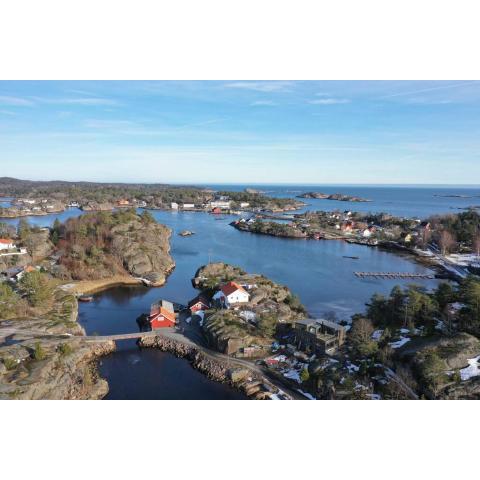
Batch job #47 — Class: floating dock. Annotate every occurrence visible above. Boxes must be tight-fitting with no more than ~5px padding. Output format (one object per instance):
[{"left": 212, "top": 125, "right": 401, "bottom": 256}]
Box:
[{"left": 354, "top": 272, "right": 435, "bottom": 279}]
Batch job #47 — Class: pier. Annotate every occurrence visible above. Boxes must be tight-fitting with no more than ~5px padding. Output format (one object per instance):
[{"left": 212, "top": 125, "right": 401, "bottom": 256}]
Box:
[{"left": 354, "top": 272, "right": 435, "bottom": 280}]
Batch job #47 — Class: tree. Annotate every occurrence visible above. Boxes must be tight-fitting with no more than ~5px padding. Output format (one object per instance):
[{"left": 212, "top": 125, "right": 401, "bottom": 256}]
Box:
[
  {"left": 140, "top": 210, "right": 155, "bottom": 224},
  {"left": 438, "top": 230, "right": 456, "bottom": 255},
  {"left": 0, "top": 283, "right": 19, "bottom": 319},
  {"left": 300, "top": 368, "right": 310, "bottom": 383},
  {"left": 418, "top": 351, "right": 446, "bottom": 398},
  {"left": 435, "top": 282, "right": 455, "bottom": 311},
  {"left": 18, "top": 271, "right": 54, "bottom": 307},
  {"left": 17, "top": 218, "right": 31, "bottom": 241},
  {"left": 349, "top": 317, "right": 378, "bottom": 357},
  {"left": 473, "top": 231, "right": 480, "bottom": 258}
]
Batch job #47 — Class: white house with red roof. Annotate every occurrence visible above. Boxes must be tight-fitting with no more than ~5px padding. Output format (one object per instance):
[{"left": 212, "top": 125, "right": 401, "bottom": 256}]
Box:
[
  {"left": 213, "top": 281, "right": 250, "bottom": 307},
  {"left": 0, "top": 239, "right": 16, "bottom": 251}
]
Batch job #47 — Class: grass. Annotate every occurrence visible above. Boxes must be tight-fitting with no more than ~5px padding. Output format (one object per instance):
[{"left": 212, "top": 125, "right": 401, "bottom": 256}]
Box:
[{"left": 2, "top": 357, "right": 18, "bottom": 370}]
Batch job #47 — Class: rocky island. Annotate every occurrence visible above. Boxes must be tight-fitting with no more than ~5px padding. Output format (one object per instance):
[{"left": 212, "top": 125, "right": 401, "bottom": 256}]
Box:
[{"left": 298, "top": 192, "right": 371, "bottom": 202}]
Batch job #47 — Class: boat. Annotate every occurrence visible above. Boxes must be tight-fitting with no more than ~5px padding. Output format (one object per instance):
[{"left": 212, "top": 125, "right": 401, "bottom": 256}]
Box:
[
  {"left": 78, "top": 295, "right": 94, "bottom": 302},
  {"left": 343, "top": 255, "right": 360, "bottom": 260}
]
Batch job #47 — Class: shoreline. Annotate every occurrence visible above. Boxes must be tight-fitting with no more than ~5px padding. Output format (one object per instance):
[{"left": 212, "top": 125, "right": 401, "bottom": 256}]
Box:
[
  {"left": 138, "top": 334, "right": 295, "bottom": 400},
  {"left": 231, "top": 222, "right": 462, "bottom": 281}
]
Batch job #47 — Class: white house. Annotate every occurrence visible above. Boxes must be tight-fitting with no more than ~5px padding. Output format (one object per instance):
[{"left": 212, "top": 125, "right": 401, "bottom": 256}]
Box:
[
  {"left": 182, "top": 203, "right": 195, "bottom": 209},
  {"left": 171, "top": 202, "right": 179, "bottom": 210},
  {"left": 213, "top": 282, "right": 250, "bottom": 307},
  {"left": 240, "top": 202, "right": 250, "bottom": 208},
  {"left": 210, "top": 200, "right": 231, "bottom": 209},
  {"left": 0, "top": 239, "right": 16, "bottom": 251},
  {"left": 362, "top": 228, "right": 373, "bottom": 238}
]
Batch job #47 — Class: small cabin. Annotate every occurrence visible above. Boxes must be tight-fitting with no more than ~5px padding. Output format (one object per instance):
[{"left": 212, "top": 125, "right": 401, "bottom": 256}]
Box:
[
  {"left": 149, "top": 300, "right": 176, "bottom": 329},
  {"left": 188, "top": 294, "right": 210, "bottom": 313}
]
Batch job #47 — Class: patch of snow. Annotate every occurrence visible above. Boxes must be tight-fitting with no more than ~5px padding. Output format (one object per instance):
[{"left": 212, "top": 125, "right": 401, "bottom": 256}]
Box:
[
  {"left": 372, "top": 330, "right": 384, "bottom": 341},
  {"left": 346, "top": 362, "right": 360, "bottom": 373},
  {"left": 297, "top": 389, "right": 316, "bottom": 400},
  {"left": 283, "top": 369, "right": 301, "bottom": 383},
  {"left": 185, "top": 316, "right": 191, "bottom": 324},
  {"left": 389, "top": 337, "right": 411, "bottom": 349},
  {"left": 460, "top": 355, "right": 480, "bottom": 381},
  {"left": 399, "top": 328, "right": 410, "bottom": 334}
]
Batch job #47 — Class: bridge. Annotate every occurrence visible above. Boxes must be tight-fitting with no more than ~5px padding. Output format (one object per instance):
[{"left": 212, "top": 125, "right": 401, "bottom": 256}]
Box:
[
  {"left": 83, "top": 330, "right": 163, "bottom": 342},
  {"left": 354, "top": 272, "right": 435, "bottom": 280}
]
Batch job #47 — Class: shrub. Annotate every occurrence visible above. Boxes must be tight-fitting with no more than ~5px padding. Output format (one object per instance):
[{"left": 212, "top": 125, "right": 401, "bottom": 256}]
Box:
[
  {"left": 58, "top": 343, "right": 73, "bottom": 356},
  {"left": 33, "top": 342, "right": 46, "bottom": 361}
]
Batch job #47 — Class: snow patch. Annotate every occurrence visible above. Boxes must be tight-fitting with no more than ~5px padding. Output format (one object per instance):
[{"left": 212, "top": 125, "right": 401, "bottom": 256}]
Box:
[
  {"left": 460, "top": 355, "right": 480, "bottom": 381},
  {"left": 389, "top": 337, "right": 411, "bottom": 349}
]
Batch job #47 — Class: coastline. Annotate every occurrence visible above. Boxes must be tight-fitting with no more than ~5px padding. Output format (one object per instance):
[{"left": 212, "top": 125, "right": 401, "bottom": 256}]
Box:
[{"left": 138, "top": 334, "right": 296, "bottom": 400}]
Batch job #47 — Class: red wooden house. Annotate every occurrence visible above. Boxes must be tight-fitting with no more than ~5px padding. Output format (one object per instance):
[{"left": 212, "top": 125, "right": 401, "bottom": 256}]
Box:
[
  {"left": 188, "top": 294, "right": 210, "bottom": 313},
  {"left": 211, "top": 207, "right": 222, "bottom": 214},
  {"left": 149, "top": 302, "right": 176, "bottom": 329}
]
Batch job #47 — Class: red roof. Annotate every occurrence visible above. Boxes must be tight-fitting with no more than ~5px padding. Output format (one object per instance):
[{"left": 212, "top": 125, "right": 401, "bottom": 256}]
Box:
[
  {"left": 0, "top": 239, "right": 14, "bottom": 244},
  {"left": 158, "top": 307, "right": 175, "bottom": 323},
  {"left": 221, "top": 281, "right": 247, "bottom": 297}
]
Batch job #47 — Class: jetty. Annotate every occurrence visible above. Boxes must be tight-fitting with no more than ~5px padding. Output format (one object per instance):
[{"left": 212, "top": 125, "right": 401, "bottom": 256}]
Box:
[{"left": 354, "top": 272, "right": 435, "bottom": 280}]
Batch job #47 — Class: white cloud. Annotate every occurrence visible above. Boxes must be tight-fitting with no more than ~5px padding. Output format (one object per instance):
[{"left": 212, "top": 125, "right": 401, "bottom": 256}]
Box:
[
  {"left": 31, "top": 96, "right": 120, "bottom": 106},
  {"left": 225, "top": 81, "right": 294, "bottom": 92},
  {"left": 250, "top": 100, "right": 277, "bottom": 106},
  {"left": 84, "top": 119, "right": 136, "bottom": 129},
  {"left": 379, "top": 81, "right": 478, "bottom": 99},
  {"left": 0, "top": 95, "right": 34, "bottom": 106},
  {"left": 309, "top": 98, "right": 350, "bottom": 105}
]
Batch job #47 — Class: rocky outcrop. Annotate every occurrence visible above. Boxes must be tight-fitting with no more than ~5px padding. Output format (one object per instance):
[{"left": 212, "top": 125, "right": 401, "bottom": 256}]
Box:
[
  {"left": 0, "top": 337, "right": 115, "bottom": 400},
  {"left": 192, "top": 262, "right": 306, "bottom": 356},
  {"left": 297, "top": 192, "right": 371, "bottom": 202},
  {"left": 110, "top": 218, "right": 175, "bottom": 285}
]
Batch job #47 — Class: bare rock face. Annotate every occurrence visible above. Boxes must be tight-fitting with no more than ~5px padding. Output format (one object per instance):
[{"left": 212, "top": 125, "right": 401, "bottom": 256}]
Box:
[
  {"left": 25, "top": 229, "right": 54, "bottom": 261},
  {"left": 110, "top": 219, "right": 175, "bottom": 281},
  {"left": 0, "top": 337, "right": 115, "bottom": 400}
]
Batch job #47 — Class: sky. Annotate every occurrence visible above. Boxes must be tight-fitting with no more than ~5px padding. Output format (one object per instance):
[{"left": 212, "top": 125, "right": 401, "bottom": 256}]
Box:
[{"left": 0, "top": 80, "right": 479, "bottom": 185}]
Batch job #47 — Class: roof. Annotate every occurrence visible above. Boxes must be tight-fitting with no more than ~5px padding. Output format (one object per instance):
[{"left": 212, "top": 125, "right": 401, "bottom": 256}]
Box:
[
  {"left": 151, "top": 307, "right": 175, "bottom": 323},
  {"left": 188, "top": 293, "right": 210, "bottom": 308},
  {"left": 161, "top": 300, "right": 174, "bottom": 313},
  {"left": 295, "top": 318, "right": 345, "bottom": 332},
  {"left": 221, "top": 281, "right": 248, "bottom": 297},
  {"left": 0, "top": 239, "right": 14, "bottom": 244}
]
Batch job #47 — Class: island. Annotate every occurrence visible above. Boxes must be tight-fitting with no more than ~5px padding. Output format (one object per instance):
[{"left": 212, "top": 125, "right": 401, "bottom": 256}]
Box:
[{"left": 297, "top": 192, "right": 371, "bottom": 202}]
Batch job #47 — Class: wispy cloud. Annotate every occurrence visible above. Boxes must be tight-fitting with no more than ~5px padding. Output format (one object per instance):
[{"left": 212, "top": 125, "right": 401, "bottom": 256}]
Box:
[
  {"left": 225, "top": 81, "right": 294, "bottom": 92},
  {"left": 309, "top": 98, "right": 350, "bottom": 105},
  {"left": 0, "top": 95, "right": 34, "bottom": 106},
  {"left": 0, "top": 110, "right": 17, "bottom": 116},
  {"left": 379, "top": 81, "right": 479, "bottom": 99},
  {"left": 84, "top": 119, "right": 136, "bottom": 129},
  {"left": 250, "top": 100, "right": 277, "bottom": 107},
  {"left": 36, "top": 97, "right": 120, "bottom": 106}
]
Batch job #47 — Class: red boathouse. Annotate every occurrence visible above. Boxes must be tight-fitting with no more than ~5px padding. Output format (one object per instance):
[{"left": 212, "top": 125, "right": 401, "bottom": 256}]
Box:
[{"left": 149, "top": 302, "right": 176, "bottom": 329}]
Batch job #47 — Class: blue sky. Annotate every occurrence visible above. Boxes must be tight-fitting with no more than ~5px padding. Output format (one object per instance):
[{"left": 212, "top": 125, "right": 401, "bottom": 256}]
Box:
[{"left": 0, "top": 80, "right": 479, "bottom": 185}]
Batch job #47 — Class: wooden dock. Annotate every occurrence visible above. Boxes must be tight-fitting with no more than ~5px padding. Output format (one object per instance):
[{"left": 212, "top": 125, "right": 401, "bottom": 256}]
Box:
[{"left": 354, "top": 272, "right": 434, "bottom": 280}]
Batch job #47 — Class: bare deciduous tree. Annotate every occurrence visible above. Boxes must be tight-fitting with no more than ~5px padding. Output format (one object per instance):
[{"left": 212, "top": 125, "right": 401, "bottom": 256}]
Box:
[
  {"left": 438, "top": 230, "right": 456, "bottom": 256},
  {"left": 473, "top": 232, "right": 480, "bottom": 258}
]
